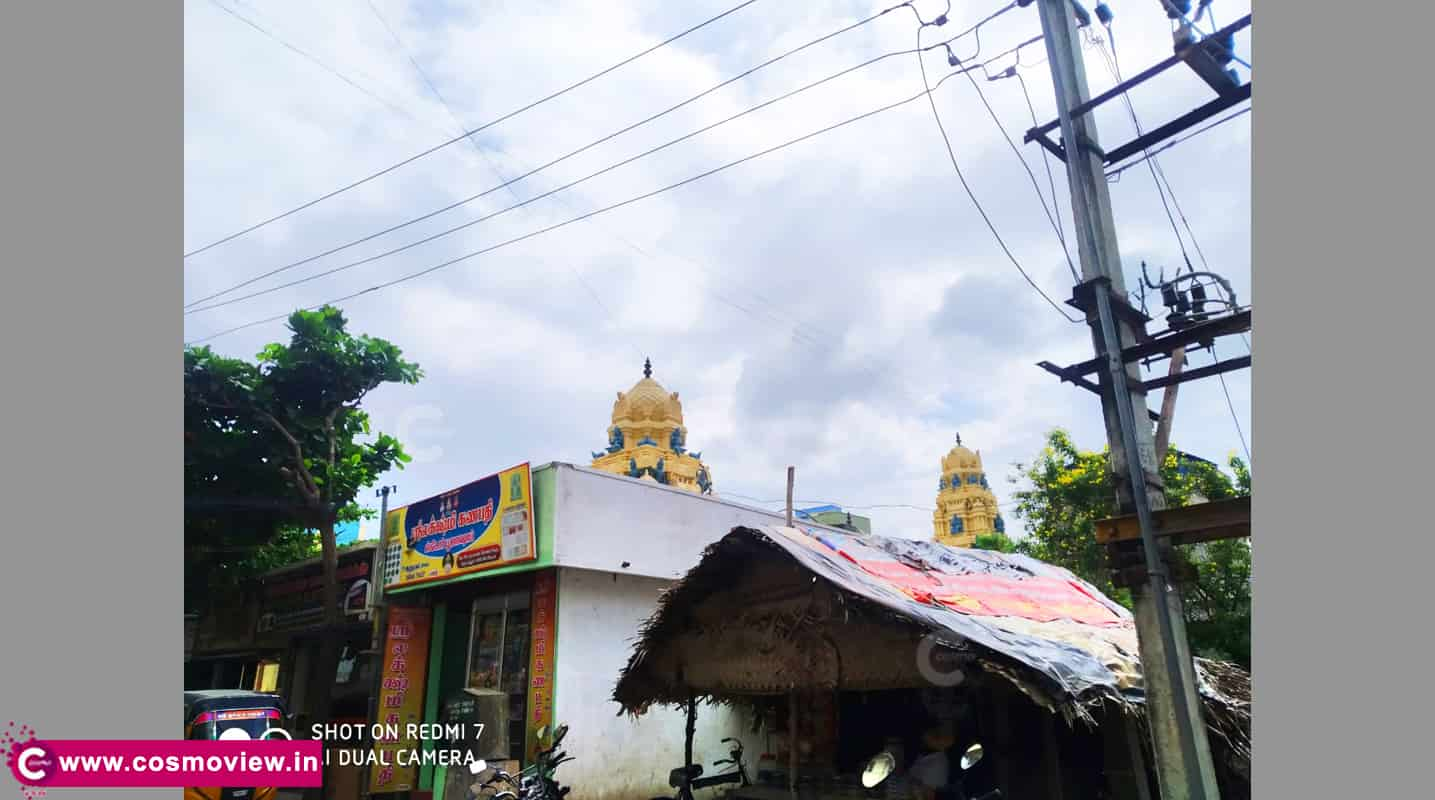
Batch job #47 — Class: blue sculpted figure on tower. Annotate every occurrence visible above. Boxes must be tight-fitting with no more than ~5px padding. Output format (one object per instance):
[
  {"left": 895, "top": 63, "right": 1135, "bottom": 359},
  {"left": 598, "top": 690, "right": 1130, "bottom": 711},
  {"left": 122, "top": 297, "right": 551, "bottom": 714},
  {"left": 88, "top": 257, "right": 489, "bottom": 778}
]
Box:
[
  {"left": 670, "top": 428, "right": 686, "bottom": 455},
  {"left": 950, "top": 516, "right": 964, "bottom": 534},
  {"left": 607, "top": 426, "right": 625, "bottom": 453},
  {"left": 994, "top": 515, "right": 1005, "bottom": 534},
  {"left": 980, "top": 474, "right": 990, "bottom": 489},
  {"left": 637, "top": 435, "right": 658, "bottom": 447},
  {"left": 939, "top": 475, "right": 948, "bottom": 491},
  {"left": 627, "top": 457, "right": 640, "bottom": 478},
  {"left": 654, "top": 457, "right": 668, "bottom": 485}
]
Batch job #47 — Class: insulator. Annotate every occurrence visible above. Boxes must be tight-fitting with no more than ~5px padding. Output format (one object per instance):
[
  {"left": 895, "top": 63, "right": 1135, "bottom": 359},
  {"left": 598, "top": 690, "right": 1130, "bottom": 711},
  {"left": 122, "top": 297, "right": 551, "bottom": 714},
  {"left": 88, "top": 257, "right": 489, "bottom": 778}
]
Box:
[
  {"left": 1072, "top": 1, "right": 1092, "bottom": 27},
  {"left": 1095, "top": 3, "right": 1114, "bottom": 25},
  {"left": 1174, "top": 291, "right": 1191, "bottom": 314},
  {"left": 1165, "top": 0, "right": 1193, "bottom": 19},
  {"left": 1190, "top": 283, "right": 1208, "bottom": 313},
  {"left": 1161, "top": 285, "right": 1180, "bottom": 308}
]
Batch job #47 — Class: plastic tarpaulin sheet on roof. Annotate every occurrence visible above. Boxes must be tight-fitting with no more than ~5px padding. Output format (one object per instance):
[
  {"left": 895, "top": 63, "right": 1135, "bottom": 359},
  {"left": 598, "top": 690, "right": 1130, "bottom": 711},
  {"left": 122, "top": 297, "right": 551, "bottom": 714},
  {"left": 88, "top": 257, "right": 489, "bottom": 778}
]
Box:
[{"left": 754, "top": 524, "right": 1149, "bottom": 703}]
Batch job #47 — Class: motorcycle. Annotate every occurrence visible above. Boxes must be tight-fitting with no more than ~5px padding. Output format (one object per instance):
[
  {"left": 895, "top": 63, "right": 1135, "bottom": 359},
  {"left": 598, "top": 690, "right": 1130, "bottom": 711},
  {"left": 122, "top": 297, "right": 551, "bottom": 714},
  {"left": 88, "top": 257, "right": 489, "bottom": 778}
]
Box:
[
  {"left": 471, "top": 723, "right": 574, "bottom": 800},
  {"left": 861, "top": 742, "right": 1000, "bottom": 800},
  {"left": 652, "top": 737, "right": 750, "bottom": 800}
]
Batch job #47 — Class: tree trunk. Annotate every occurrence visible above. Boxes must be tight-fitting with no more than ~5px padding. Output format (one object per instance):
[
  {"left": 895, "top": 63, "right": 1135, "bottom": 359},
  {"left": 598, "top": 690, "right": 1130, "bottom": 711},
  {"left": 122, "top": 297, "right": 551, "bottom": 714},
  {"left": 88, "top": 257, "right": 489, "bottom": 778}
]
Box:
[{"left": 303, "top": 518, "right": 343, "bottom": 800}]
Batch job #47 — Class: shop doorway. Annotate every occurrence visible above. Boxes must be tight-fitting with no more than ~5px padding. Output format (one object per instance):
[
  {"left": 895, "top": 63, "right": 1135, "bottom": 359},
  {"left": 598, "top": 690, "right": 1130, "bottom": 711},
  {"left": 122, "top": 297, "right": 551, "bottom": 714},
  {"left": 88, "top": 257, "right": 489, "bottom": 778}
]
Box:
[{"left": 465, "top": 589, "right": 532, "bottom": 762}]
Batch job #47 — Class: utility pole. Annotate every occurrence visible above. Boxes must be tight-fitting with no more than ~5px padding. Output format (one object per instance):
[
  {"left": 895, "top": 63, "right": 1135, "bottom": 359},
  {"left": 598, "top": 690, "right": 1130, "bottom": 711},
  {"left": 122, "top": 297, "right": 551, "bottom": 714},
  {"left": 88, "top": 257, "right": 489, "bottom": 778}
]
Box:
[
  {"left": 1031, "top": 2, "right": 1218, "bottom": 798},
  {"left": 362, "top": 484, "right": 396, "bottom": 798}
]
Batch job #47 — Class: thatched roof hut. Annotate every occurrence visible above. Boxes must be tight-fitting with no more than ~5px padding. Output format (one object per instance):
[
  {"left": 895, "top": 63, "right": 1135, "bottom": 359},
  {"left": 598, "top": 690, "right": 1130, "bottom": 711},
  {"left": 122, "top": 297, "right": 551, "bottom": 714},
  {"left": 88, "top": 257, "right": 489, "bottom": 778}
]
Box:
[{"left": 613, "top": 526, "right": 1249, "bottom": 793}]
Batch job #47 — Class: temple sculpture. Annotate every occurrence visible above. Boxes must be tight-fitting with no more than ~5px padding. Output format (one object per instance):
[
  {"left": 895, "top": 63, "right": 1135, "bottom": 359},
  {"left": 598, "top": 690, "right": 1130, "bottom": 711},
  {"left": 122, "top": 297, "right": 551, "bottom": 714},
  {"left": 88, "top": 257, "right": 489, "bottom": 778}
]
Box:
[
  {"left": 932, "top": 433, "right": 1005, "bottom": 547},
  {"left": 591, "top": 359, "right": 714, "bottom": 495}
]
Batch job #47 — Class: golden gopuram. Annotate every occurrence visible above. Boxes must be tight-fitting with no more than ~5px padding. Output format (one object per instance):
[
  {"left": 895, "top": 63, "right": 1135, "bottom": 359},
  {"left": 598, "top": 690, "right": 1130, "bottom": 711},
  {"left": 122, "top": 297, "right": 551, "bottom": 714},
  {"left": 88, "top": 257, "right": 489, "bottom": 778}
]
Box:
[
  {"left": 591, "top": 359, "right": 713, "bottom": 495},
  {"left": 932, "top": 434, "right": 1006, "bottom": 547}
]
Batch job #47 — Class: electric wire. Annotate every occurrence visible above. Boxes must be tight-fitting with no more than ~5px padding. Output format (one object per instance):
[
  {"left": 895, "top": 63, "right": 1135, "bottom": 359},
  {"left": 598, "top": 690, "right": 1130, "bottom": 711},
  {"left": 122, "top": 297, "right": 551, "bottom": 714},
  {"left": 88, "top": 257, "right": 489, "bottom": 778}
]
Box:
[
  {"left": 1212, "top": 342, "right": 1252, "bottom": 466},
  {"left": 185, "top": 65, "right": 981, "bottom": 345},
  {"left": 947, "top": 49, "right": 1079, "bottom": 280},
  {"left": 915, "top": 23, "right": 1080, "bottom": 324},
  {"left": 222, "top": 1, "right": 832, "bottom": 350},
  {"left": 1102, "top": 106, "right": 1249, "bottom": 180},
  {"left": 185, "top": 36, "right": 960, "bottom": 316},
  {"left": 185, "top": 0, "right": 923, "bottom": 310},
  {"left": 183, "top": 0, "right": 767, "bottom": 260},
  {"left": 1093, "top": 28, "right": 1194, "bottom": 273},
  {"left": 363, "top": 0, "right": 643, "bottom": 358},
  {"left": 205, "top": 0, "right": 437, "bottom": 131},
  {"left": 1015, "top": 71, "right": 1067, "bottom": 266}
]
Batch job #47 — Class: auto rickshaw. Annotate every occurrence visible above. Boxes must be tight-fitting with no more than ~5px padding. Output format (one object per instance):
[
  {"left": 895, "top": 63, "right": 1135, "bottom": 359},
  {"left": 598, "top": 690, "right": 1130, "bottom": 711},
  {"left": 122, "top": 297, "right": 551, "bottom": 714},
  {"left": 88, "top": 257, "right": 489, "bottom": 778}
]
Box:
[{"left": 183, "top": 690, "right": 290, "bottom": 800}]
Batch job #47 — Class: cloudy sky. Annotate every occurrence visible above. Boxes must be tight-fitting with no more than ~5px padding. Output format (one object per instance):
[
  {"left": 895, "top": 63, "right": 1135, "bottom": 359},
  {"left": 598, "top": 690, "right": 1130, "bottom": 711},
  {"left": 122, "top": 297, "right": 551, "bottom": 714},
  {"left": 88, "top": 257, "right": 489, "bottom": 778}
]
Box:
[{"left": 183, "top": 0, "right": 1251, "bottom": 538}]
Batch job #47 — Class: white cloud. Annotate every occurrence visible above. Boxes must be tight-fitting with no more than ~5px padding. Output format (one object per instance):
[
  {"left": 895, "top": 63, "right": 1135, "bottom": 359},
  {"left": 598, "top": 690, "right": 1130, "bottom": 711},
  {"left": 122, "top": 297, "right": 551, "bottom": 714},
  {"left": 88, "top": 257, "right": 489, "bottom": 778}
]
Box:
[{"left": 185, "top": 0, "right": 1252, "bottom": 532}]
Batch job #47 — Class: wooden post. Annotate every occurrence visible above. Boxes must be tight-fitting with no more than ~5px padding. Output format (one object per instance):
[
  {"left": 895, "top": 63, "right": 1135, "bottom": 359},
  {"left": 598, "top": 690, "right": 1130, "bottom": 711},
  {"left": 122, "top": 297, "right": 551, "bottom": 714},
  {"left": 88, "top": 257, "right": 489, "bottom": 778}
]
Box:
[
  {"left": 685, "top": 695, "right": 696, "bottom": 793},
  {"left": 1153, "top": 348, "right": 1187, "bottom": 463},
  {"left": 786, "top": 467, "right": 795, "bottom": 527}
]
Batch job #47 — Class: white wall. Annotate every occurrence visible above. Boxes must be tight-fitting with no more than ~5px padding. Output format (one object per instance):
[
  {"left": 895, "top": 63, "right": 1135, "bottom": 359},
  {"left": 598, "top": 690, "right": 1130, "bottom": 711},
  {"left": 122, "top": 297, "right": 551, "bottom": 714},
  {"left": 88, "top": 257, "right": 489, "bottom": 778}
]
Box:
[
  {"left": 553, "top": 567, "right": 765, "bottom": 800},
  {"left": 551, "top": 463, "right": 822, "bottom": 580}
]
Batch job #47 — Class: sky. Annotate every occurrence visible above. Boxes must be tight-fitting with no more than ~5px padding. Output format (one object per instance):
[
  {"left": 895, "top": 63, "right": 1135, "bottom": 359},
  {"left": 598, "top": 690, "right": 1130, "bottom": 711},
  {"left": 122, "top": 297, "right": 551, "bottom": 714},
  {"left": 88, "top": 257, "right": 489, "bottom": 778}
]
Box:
[{"left": 183, "top": 0, "right": 1252, "bottom": 539}]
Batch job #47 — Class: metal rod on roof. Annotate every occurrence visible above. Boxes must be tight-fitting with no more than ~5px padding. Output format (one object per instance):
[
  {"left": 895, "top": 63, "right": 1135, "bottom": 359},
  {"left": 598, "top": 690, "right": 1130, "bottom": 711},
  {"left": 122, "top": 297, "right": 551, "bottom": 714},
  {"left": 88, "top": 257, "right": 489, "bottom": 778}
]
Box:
[{"left": 786, "top": 467, "right": 795, "bottom": 527}]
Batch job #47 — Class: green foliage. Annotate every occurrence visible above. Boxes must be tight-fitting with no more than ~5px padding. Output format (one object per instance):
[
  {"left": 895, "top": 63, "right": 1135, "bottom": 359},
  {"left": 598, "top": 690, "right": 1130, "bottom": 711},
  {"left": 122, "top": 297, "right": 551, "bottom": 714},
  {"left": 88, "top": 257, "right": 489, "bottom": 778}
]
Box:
[
  {"left": 971, "top": 532, "right": 1019, "bottom": 553},
  {"left": 184, "top": 306, "right": 421, "bottom": 613},
  {"left": 1010, "top": 430, "right": 1252, "bottom": 667}
]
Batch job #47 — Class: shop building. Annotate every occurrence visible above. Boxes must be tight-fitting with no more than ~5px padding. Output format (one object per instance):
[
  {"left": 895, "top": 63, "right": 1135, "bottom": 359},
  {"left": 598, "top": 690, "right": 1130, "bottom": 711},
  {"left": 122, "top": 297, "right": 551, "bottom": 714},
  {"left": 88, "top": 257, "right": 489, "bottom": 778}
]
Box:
[{"left": 373, "top": 461, "right": 864, "bottom": 800}]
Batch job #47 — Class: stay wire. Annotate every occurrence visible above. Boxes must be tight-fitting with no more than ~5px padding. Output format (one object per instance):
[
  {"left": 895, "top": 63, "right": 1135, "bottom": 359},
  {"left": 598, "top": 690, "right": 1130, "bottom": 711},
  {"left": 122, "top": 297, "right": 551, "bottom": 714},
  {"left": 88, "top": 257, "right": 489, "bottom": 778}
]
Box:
[
  {"left": 184, "top": 1, "right": 919, "bottom": 310},
  {"left": 183, "top": 0, "right": 767, "bottom": 260},
  {"left": 185, "top": 66, "right": 981, "bottom": 345},
  {"left": 915, "top": 25, "right": 1079, "bottom": 324},
  {"left": 185, "top": 28, "right": 988, "bottom": 316}
]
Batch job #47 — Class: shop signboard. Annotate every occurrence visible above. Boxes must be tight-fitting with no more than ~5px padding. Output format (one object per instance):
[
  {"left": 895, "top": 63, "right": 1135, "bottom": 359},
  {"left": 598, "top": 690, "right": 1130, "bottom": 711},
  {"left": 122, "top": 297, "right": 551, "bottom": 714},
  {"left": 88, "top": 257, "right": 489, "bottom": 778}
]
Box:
[
  {"left": 384, "top": 463, "right": 536, "bottom": 590},
  {"left": 256, "top": 550, "right": 373, "bottom": 634},
  {"left": 370, "top": 606, "right": 432, "bottom": 793},
  {"left": 524, "top": 571, "right": 558, "bottom": 762}
]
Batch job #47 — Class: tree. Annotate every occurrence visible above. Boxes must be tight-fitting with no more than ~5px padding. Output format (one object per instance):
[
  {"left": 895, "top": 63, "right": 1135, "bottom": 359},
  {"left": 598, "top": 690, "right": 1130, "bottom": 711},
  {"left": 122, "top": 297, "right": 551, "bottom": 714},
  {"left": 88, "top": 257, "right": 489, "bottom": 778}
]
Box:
[
  {"left": 972, "top": 532, "right": 1019, "bottom": 553},
  {"left": 184, "top": 306, "right": 421, "bottom": 729},
  {"left": 1010, "top": 429, "right": 1252, "bottom": 667}
]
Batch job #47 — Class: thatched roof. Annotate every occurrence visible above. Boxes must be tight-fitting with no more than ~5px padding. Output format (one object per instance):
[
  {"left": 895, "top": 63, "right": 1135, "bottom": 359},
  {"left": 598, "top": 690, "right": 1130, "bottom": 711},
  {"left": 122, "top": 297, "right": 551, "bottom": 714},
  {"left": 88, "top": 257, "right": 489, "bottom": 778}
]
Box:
[{"left": 612, "top": 526, "right": 1249, "bottom": 773}]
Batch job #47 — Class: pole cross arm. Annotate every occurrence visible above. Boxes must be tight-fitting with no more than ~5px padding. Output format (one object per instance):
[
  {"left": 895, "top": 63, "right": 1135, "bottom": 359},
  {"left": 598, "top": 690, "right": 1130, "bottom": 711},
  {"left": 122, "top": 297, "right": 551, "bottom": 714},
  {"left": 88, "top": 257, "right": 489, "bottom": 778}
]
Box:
[
  {"left": 1023, "top": 14, "right": 1252, "bottom": 165},
  {"left": 1096, "top": 496, "right": 1251, "bottom": 547}
]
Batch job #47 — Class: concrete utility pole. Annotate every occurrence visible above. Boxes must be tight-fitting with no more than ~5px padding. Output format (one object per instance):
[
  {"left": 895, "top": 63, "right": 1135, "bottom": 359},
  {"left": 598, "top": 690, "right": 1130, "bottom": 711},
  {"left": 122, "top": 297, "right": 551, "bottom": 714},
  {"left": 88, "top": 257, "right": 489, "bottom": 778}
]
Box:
[{"left": 1031, "top": 2, "right": 1218, "bottom": 798}]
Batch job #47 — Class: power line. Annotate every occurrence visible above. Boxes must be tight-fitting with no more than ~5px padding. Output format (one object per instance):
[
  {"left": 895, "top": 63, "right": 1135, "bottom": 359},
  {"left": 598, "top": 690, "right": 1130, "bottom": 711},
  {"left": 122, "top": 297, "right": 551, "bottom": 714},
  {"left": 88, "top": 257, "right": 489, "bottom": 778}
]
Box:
[
  {"left": 362, "top": 0, "right": 642, "bottom": 359},
  {"left": 184, "top": 0, "right": 921, "bottom": 310},
  {"left": 1093, "top": 28, "right": 1194, "bottom": 273},
  {"left": 1212, "top": 343, "right": 1251, "bottom": 466},
  {"left": 185, "top": 66, "right": 980, "bottom": 345},
  {"left": 1015, "top": 71, "right": 1067, "bottom": 264},
  {"left": 183, "top": 0, "right": 767, "bottom": 260},
  {"left": 947, "top": 53, "right": 1079, "bottom": 280},
  {"left": 185, "top": 34, "right": 970, "bottom": 316},
  {"left": 204, "top": 0, "right": 437, "bottom": 130},
  {"left": 915, "top": 23, "right": 1080, "bottom": 324},
  {"left": 1103, "top": 107, "right": 1249, "bottom": 180}
]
